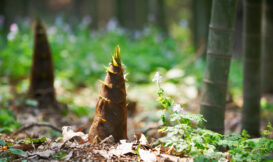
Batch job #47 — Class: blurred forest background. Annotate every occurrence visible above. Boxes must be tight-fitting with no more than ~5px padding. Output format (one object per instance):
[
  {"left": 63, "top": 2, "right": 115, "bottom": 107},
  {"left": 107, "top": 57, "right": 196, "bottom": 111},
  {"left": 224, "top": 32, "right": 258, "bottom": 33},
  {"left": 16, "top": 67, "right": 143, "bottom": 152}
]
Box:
[{"left": 0, "top": 0, "right": 245, "bottom": 87}]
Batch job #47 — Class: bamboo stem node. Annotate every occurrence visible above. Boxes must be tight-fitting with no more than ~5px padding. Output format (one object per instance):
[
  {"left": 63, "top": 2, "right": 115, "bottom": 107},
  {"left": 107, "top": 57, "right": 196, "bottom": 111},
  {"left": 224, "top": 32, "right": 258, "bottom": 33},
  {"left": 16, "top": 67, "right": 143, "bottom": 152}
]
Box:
[
  {"left": 209, "top": 25, "right": 234, "bottom": 33},
  {"left": 203, "top": 79, "right": 227, "bottom": 88},
  {"left": 207, "top": 51, "right": 232, "bottom": 59}
]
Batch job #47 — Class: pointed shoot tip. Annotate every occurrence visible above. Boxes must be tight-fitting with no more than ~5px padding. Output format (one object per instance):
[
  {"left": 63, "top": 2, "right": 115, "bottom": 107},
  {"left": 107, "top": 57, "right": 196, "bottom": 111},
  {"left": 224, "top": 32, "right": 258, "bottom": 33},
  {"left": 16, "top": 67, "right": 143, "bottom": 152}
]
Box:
[{"left": 114, "top": 45, "right": 121, "bottom": 62}]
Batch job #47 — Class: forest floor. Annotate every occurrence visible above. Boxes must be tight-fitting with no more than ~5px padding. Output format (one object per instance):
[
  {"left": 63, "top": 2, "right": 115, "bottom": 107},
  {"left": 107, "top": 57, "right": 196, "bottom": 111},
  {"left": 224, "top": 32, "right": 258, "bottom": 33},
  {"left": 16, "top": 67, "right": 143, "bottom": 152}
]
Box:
[{"left": 1, "top": 84, "right": 273, "bottom": 161}]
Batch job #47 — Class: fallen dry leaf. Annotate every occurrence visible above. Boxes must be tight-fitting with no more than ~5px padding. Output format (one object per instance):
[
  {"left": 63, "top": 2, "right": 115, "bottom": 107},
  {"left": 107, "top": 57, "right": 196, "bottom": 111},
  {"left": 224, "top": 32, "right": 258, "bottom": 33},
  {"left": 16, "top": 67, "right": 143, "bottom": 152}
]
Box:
[
  {"left": 108, "top": 140, "right": 133, "bottom": 156},
  {"left": 62, "top": 126, "right": 88, "bottom": 142},
  {"left": 139, "top": 149, "right": 157, "bottom": 162}
]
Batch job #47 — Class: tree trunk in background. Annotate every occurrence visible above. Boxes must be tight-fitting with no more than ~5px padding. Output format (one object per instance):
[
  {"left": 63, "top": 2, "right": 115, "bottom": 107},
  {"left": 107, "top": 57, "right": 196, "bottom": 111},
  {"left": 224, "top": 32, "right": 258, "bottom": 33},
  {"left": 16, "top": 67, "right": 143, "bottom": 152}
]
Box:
[
  {"left": 88, "top": 0, "right": 98, "bottom": 29},
  {"left": 124, "top": 0, "right": 136, "bottom": 30},
  {"left": 232, "top": 0, "right": 243, "bottom": 57},
  {"left": 97, "top": 0, "right": 113, "bottom": 29},
  {"left": 0, "top": 0, "right": 28, "bottom": 45},
  {"left": 115, "top": 0, "right": 125, "bottom": 27},
  {"left": 28, "top": 19, "right": 57, "bottom": 108},
  {"left": 155, "top": 0, "right": 168, "bottom": 34},
  {"left": 262, "top": 0, "right": 273, "bottom": 94},
  {"left": 29, "top": 0, "right": 47, "bottom": 18},
  {"left": 192, "top": 0, "right": 212, "bottom": 50},
  {"left": 241, "top": 0, "right": 262, "bottom": 137},
  {"left": 200, "top": 0, "right": 237, "bottom": 134},
  {"left": 73, "top": 0, "right": 84, "bottom": 18},
  {"left": 115, "top": 0, "right": 137, "bottom": 31},
  {"left": 135, "top": 0, "right": 148, "bottom": 30},
  {"left": 2, "top": 0, "right": 13, "bottom": 33},
  {"left": 21, "top": 0, "right": 29, "bottom": 17},
  {"left": 0, "top": 0, "right": 7, "bottom": 46},
  {"left": 0, "top": 0, "right": 4, "bottom": 16}
]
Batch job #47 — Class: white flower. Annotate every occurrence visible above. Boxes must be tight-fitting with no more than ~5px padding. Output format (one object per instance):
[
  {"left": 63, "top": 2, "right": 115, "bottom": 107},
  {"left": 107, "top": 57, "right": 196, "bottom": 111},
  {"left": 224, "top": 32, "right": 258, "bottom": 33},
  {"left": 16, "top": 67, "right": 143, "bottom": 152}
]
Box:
[
  {"left": 10, "top": 23, "right": 18, "bottom": 33},
  {"left": 48, "top": 26, "right": 57, "bottom": 35},
  {"left": 152, "top": 72, "right": 162, "bottom": 84},
  {"left": 172, "top": 104, "right": 184, "bottom": 113},
  {"left": 7, "top": 23, "right": 18, "bottom": 41}
]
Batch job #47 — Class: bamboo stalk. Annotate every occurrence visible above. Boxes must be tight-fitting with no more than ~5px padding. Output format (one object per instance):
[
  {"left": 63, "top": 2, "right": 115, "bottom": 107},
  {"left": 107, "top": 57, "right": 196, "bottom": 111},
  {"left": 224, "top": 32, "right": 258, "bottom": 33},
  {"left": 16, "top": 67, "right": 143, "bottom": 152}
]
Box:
[
  {"left": 262, "top": 0, "right": 273, "bottom": 94},
  {"left": 242, "top": 0, "right": 263, "bottom": 137},
  {"left": 200, "top": 0, "right": 238, "bottom": 134}
]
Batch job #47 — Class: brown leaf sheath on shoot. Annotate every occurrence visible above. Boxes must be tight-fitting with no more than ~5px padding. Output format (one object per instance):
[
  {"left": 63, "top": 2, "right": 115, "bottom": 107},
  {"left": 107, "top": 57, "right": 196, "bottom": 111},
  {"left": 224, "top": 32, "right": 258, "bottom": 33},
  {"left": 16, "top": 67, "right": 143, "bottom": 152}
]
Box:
[
  {"left": 88, "top": 45, "right": 127, "bottom": 143},
  {"left": 28, "top": 18, "right": 57, "bottom": 108}
]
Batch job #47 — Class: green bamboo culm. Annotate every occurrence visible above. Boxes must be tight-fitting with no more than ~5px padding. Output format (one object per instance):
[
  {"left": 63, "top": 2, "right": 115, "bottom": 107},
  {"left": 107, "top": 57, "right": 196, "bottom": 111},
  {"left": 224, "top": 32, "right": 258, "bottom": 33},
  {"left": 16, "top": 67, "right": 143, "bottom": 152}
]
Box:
[
  {"left": 200, "top": 0, "right": 238, "bottom": 134},
  {"left": 241, "top": 0, "right": 263, "bottom": 137},
  {"left": 262, "top": 0, "right": 273, "bottom": 94}
]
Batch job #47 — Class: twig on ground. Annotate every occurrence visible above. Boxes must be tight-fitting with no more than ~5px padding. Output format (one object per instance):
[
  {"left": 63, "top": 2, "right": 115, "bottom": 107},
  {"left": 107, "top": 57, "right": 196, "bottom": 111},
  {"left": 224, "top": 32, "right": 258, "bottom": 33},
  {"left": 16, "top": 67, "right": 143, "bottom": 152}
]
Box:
[
  {"left": 13, "top": 123, "right": 62, "bottom": 135},
  {"left": 143, "top": 126, "right": 161, "bottom": 135}
]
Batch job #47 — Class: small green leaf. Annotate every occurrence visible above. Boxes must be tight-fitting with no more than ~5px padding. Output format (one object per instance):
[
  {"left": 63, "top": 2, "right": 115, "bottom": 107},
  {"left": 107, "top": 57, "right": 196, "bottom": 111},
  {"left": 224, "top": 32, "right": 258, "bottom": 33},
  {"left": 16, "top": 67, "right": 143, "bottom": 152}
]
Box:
[
  {"left": 16, "top": 139, "right": 24, "bottom": 144},
  {"left": 0, "top": 139, "right": 6, "bottom": 146},
  {"left": 8, "top": 148, "right": 27, "bottom": 157},
  {"left": 161, "top": 114, "right": 166, "bottom": 125},
  {"left": 0, "top": 158, "right": 7, "bottom": 162},
  {"left": 262, "top": 130, "right": 272, "bottom": 136},
  {"left": 267, "top": 122, "right": 273, "bottom": 130},
  {"left": 40, "top": 137, "right": 47, "bottom": 143},
  {"left": 134, "top": 144, "right": 141, "bottom": 155},
  {"left": 241, "top": 130, "right": 250, "bottom": 139},
  {"left": 158, "top": 126, "right": 167, "bottom": 132},
  {"left": 60, "top": 153, "right": 67, "bottom": 159},
  {"left": 6, "top": 142, "right": 12, "bottom": 147}
]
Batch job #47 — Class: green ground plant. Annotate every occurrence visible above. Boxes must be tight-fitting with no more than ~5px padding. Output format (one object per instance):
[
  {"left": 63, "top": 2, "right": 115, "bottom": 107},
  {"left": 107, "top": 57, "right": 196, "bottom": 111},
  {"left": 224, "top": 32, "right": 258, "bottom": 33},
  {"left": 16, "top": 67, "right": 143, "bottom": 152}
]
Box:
[
  {"left": 0, "top": 139, "right": 27, "bottom": 161},
  {"left": 0, "top": 137, "right": 47, "bottom": 161},
  {"left": 0, "top": 109, "right": 21, "bottom": 134},
  {"left": 153, "top": 72, "right": 273, "bottom": 161}
]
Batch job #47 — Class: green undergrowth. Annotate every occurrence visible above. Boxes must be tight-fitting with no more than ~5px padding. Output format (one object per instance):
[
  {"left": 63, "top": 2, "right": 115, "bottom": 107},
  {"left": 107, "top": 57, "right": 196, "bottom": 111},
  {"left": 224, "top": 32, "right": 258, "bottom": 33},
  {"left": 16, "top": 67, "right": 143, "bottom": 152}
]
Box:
[
  {"left": 69, "top": 105, "right": 94, "bottom": 117},
  {"left": 0, "top": 137, "right": 46, "bottom": 161},
  {"left": 229, "top": 60, "right": 243, "bottom": 99},
  {"left": 153, "top": 73, "right": 273, "bottom": 162},
  {"left": 262, "top": 98, "right": 273, "bottom": 112},
  {"left": 0, "top": 18, "right": 246, "bottom": 110},
  {"left": 0, "top": 108, "right": 21, "bottom": 134},
  {"left": 0, "top": 18, "right": 193, "bottom": 89}
]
